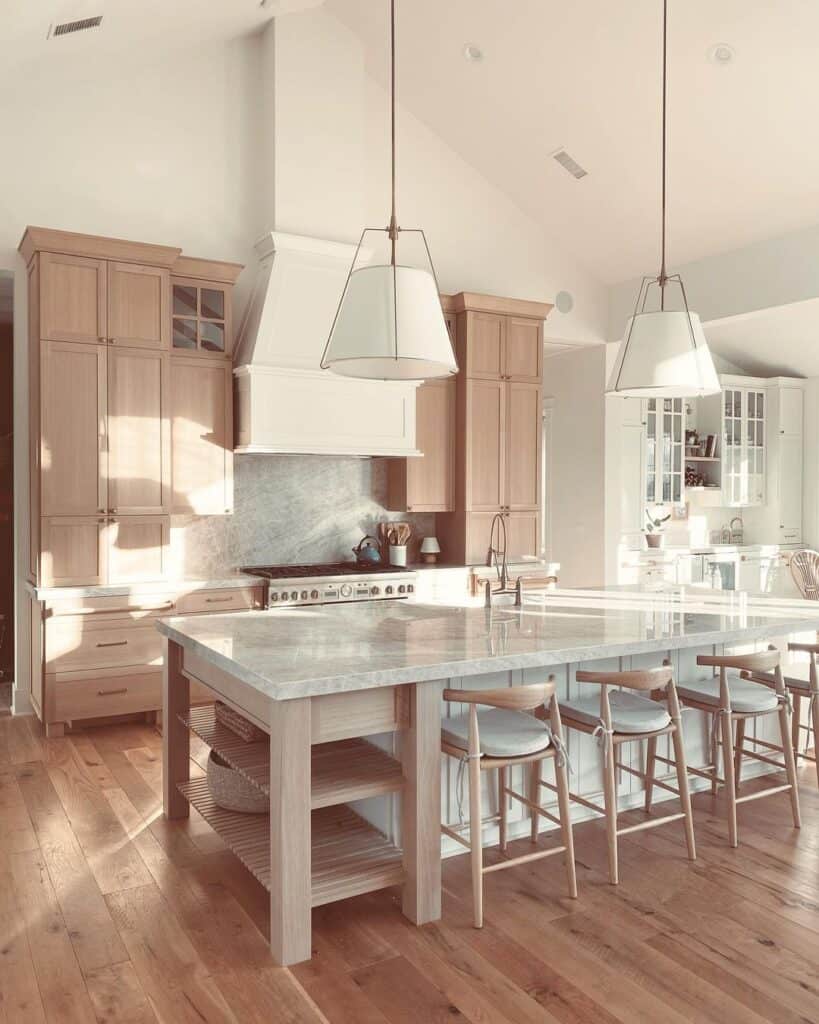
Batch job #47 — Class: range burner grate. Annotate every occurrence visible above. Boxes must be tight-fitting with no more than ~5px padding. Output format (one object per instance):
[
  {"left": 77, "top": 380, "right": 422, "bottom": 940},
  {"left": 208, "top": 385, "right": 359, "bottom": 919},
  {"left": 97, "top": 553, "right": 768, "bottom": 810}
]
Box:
[{"left": 240, "top": 561, "right": 407, "bottom": 580}]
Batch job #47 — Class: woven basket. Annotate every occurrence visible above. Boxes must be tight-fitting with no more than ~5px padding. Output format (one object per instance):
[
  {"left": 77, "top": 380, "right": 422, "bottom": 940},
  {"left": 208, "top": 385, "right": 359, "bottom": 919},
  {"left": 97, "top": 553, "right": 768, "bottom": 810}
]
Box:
[
  {"left": 206, "top": 751, "right": 268, "bottom": 814},
  {"left": 214, "top": 701, "right": 266, "bottom": 743}
]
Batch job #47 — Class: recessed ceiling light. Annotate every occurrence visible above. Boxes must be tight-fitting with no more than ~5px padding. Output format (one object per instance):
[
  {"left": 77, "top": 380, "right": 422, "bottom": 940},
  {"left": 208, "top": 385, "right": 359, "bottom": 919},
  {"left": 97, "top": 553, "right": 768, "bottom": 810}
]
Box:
[
  {"left": 463, "top": 43, "right": 484, "bottom": 62},
  {"left": 708, "top": 43, "right": 735, "bottom": 65}
]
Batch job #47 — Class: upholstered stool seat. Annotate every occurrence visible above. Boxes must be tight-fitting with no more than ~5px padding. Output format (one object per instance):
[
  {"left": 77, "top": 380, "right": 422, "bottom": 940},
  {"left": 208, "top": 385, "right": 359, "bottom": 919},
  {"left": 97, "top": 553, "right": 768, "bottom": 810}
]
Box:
[
  {"left": 676, "top": 673, "right": 779, "bottom": 714},
  {"left": 443, "top": 708, "right": 551, "bottom": 758},
  {"left": 561, "top": 690, "right": 671, "bottom": 734}
]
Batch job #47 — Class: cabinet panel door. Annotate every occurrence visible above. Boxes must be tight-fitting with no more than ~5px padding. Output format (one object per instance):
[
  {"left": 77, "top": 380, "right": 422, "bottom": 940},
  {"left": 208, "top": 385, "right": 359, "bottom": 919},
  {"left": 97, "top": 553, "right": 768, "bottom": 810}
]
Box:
[
  {"left": 405, "top": 379, "right": 455, "bottom": 512},
  {"left": 779, "top": 387, "right": 803, "bottom": 437},
  {"left": 40, "top": 341, "right": 107, "bottom": 515},
  {"left": 467, "top": 313, "right": 504, "bottom": 378},
  {"left": 108, "top": 348, "right": 170, "bottom": 514},
  {"left": 171, "top": 358, "right": 232, "bottom": 514},
  {"left": 506, "top": 382, "right": 542, "bottom": 509},
  {"left": 778, "top": 435, "right": 802, "bottom": 540},
  {"left": 505, "top": 318, "right": 542, "bottom": 381},
  {"left": 504, "top": 511, "right": 540, "bottom": 560},
  {"left": 466, "top": 380, "right": 505, "bottom": 510},
  {"left": 108, "top": 516, "right": 170, "bottom": 583},
  {"left": 40, "top": 252, "right": 107, "bottom": 344},
  {"left": 41, "top": 517, "right": 106, "bottom": 586},
  {"left": 108, "top": 263, "right": 169, "bottom": 349}
]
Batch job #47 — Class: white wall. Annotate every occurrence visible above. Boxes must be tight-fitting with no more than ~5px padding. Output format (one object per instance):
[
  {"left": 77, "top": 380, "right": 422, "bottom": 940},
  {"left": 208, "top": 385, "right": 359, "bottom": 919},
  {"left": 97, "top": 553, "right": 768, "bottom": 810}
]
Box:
[
  {"left": 545, "top": 345, "right": 607, "bottom": 587},
  {"left": 268, "top": 9, "right": 608, "bottom": 346}
]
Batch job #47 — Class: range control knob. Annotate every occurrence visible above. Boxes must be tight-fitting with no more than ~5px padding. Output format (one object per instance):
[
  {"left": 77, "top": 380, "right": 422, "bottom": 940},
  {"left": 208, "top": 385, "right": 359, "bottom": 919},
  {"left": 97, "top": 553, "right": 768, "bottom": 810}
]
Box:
[
  {"left": 270, "top": 592, "right": 279, "bottom": 602},
  {"left": 340, "top": 583, "right": 353, "bottom": 598},
  {"left": 407, "top": 584, "right": 414, "bottom": 593},
  {"left": 301, "top": 590, "right": 308, "bottom": 600},
  {"left": 371, "top": 585, "right": 381, "bottom": 596},
  {"left": 398, "top": 584, "right": 406, "bottom": 594},
  {"left": 281, "top": 592, "right": 289, "bottom": 601},
  {"left": 385, "top": 585, "right": 394, "bottom": 595},
  {"left": 311, "top": 589, "right": 319, "bottom": 599},
  {"left": 291, "top": 590, "right": 298, "bottom": 600}
]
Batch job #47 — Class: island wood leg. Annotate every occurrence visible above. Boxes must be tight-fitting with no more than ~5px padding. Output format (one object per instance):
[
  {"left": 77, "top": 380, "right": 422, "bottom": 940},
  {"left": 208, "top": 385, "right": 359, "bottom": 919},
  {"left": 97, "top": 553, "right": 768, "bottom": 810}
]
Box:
[
  {"left": 269, "top": 697, "right": 312, "bottom": 966},
  {"left": 401, "top": 681, "right": 442, "bottom": 925},
  {"left": 162, "top": 638, "right": 190, "bottom": 819}
]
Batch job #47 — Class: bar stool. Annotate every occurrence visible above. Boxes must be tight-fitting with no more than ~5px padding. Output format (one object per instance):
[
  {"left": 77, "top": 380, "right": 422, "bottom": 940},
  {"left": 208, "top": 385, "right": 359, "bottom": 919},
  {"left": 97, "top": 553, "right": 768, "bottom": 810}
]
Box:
[
  {"left": 441, "top": 680, "right": 577, "bottom": 928},
  {"left": 675, "top": 648, "right": 801, "bottom": 847},
  {"left": 559, "top": 665, "right": 696, "bottom": 885},
  {"left": 743, "top": 641, "right": 819, "bottom": 789}
]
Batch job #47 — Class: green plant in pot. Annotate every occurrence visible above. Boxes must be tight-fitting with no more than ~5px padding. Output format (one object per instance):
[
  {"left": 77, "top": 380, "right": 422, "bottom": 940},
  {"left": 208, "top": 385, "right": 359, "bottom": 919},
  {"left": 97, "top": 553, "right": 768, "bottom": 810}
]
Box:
[{"left": 644, "top": 508, "right": 671, "bottom": 549}]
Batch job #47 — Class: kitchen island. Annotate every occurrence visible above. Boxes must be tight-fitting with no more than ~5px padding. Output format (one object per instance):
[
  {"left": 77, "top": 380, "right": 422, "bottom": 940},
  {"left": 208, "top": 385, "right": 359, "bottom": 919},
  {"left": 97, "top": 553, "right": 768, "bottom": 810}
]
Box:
[{"left": 157, "top": 587, "right": 819, "bottom": 965}]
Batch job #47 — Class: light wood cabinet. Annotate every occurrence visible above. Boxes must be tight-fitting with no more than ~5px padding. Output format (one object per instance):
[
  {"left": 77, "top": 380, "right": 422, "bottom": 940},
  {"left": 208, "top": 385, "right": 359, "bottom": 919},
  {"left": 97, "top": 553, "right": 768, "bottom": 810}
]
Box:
[
  {"left": 107, "top": 347, "right": 171, "bottom": 514},
  {"left": 107, "top": 516, "right": 171, "bottom": 583},
  {"left": 171, "top": 270, "right": 234, "bottom": 358},
  {"left": 438, "top": 292, "right": 552, "bottom": 565},
  {"left": 40, "top": 340, "right": 107, "bottom": 516},
  {"left": 40, "top": 252, "right": 107, "bottom": 344},
  {"left": 171, "top": 357, "right": 233, "bottom": 514},
  {"left": 41, "top": 517, "right": 107, "bottom": 587},
  {"left": 108, "top": 262, "right": 169, "bottom": 349},
  {"left": 386, "top": 378, "right": 455, "bottom": 512}
]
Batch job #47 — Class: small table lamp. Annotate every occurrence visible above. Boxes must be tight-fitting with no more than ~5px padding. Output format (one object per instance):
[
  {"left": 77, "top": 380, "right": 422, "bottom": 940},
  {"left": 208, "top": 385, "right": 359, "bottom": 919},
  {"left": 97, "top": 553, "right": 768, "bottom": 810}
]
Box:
[{"left": 420, "top": 536, "right": 441, "bottom": 564}]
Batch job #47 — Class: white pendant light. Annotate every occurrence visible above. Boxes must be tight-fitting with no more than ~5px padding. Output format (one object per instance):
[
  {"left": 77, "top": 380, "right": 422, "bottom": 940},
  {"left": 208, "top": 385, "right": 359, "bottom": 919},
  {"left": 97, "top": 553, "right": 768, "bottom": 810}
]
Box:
[
  {"left": 607, "top": 0, "right": 720, "bottom": 399},
  {"left": 321, "top": 0, "right": 458, "bottom": 381}
]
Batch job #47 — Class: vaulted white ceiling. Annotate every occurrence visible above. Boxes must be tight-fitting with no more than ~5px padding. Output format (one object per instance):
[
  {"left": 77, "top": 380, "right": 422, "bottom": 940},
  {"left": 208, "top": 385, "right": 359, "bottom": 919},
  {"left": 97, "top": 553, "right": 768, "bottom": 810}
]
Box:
[{"left": 328, "top": 0, "right": 819, "bottom": 285}]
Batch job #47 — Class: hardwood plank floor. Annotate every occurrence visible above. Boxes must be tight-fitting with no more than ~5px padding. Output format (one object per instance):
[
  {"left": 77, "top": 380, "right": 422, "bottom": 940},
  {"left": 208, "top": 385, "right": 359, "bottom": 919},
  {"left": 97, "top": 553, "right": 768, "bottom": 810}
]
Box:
[{"left": 0, "top": 717, "right": 817, "bottom": 1024}]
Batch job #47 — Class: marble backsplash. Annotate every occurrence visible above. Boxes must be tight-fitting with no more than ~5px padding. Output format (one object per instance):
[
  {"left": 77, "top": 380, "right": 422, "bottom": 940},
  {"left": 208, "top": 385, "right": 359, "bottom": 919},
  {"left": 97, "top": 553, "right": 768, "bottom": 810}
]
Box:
[{"left": 169, "top": 455, "right": 434, "bottom": 577}]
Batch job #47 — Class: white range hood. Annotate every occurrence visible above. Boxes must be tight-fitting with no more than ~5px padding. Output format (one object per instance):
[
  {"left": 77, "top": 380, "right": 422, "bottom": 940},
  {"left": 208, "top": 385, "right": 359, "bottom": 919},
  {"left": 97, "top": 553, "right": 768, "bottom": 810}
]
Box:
[{"left": 233, "top": 232, "right": 420, "bottom": 456}]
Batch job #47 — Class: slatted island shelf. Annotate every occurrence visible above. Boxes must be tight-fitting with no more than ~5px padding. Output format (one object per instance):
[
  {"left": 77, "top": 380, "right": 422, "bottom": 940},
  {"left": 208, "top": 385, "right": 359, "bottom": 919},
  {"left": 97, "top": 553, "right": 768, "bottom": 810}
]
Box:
[{"left": 177, "top": 705, "right": 406, "bottom": 906}]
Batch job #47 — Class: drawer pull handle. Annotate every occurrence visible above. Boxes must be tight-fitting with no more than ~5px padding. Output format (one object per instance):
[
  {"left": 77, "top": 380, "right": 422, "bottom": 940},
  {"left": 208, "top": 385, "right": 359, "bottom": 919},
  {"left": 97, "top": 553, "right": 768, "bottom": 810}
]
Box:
[
  {"left": 205, "top": 597, "right": 234, "bottom": 604},
  {"left": 96, "top": 640, "right": 128, "bottom": 648},
  {"left": 97, "top": 687, "right": 128, "bottom": 696}
]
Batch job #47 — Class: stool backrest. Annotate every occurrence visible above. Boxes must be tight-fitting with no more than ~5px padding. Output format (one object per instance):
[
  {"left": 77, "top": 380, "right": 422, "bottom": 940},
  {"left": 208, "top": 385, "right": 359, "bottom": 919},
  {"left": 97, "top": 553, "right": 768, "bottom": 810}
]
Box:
[
  {"left": 697, "top": 650, "right": 780, "bottom": 673},
  {"left": 575, "top": 666, "right": 673, "bottom": 692},
  {"left": 790, "top": 549, "right": 819, "bottom": 599},
  {"left": 443, "top": 681, "right": 555, "bottom": 711}
]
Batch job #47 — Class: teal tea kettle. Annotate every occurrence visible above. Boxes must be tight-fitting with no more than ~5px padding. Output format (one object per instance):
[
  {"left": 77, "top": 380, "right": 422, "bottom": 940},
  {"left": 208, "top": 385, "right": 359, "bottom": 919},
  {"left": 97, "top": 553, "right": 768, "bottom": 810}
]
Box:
[{"left": 352, "top": 535, "right": 383, "bottom": 566}]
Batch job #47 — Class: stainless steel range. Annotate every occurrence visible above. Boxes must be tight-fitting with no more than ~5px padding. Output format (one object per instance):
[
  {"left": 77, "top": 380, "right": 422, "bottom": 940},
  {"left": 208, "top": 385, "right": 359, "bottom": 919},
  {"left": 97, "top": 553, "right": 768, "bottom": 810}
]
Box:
[{"left": 239, "top": 562, "right": 417, "bottom": 609}]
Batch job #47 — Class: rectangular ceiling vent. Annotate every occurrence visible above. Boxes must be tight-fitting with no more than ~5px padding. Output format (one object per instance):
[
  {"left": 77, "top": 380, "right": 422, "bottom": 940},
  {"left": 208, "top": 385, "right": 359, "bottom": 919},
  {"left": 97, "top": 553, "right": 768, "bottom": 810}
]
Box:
[
  {"left": 552, "top": 149, "right": 588, "bottom": 180},
  {"left": 48, "top": 16, "right": 103, "bottom": 39}
]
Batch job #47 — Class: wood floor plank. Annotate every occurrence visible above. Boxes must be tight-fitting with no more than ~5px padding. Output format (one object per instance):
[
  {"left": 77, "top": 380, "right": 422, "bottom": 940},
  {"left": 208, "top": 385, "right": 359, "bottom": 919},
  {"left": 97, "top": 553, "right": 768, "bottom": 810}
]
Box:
[
  {"left": 209, "top": 967, "right": 329, "bottom": 1024},
  {"left": 351, "top": 955, "right": 474, "bottom": 1024},
  {"left": 83, "top": 962, "right": 158, "bottom": 1024},
  {"left": 15, "top": 761, "right": 130, "bottom": 974},
  {"left": 5, "top": 716, "right": 44, "bottom": 765},
  {"left": 292, "top": 936, "right": 393, "bottom": 1024},
  {"left": 9, "top": 851, "right": 97, "bottom": 1024}
]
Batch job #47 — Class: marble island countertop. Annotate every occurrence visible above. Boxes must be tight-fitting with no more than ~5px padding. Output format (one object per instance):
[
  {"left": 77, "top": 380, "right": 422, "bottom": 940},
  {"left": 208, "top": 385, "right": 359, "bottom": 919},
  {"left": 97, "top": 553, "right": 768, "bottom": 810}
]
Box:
[{"left": 156, "top": 587, "right": 819, "bottom": 702}]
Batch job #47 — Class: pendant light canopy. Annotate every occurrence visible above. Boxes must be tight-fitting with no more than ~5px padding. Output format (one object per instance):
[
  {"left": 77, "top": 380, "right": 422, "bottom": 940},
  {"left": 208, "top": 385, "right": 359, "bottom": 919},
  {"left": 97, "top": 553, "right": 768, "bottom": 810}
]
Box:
[
  {"left": 607, "top": 0, "right": 720, "bottom": 399},
  {"left": 321, "top": 0, "right": 457, "bottom": 381}
]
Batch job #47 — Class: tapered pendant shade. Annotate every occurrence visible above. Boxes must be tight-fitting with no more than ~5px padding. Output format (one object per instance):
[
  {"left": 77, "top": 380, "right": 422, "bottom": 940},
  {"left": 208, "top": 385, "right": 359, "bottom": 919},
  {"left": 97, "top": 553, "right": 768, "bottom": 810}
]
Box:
[
  {"left": 323, "top": 264, "right": 457, "bottom": 380},
  {"left": 606, "top": 310, "right": 720, "bottom": 398}
]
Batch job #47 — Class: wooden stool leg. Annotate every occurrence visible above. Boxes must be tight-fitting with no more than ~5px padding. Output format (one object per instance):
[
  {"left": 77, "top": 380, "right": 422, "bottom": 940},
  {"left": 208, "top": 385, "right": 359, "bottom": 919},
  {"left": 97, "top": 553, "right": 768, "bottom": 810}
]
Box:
[
  {"left": 734, "top": 718, "right": 746, "bottom": 793},
  {"left": 670, "top": 724, "right": 696, "bottom": 861},
  {"left": 710, "top": 716, "right": 720, "bottom": 797},
  {"left": 644, "top": 735, "right": 657, "bottom": 813},
  {"left": 602, "top": 740, "right": 619, "bottom": 884},
  {"left": 792, "top": 693, "right": 802, "bottom": 763},
  {"left": 554, "top": 754, "right": 578, "bottom": 898},
  {"left": 778, "top": 702, "right": 802, "bottom": 829},
  {"left": 529, "top": 761, "right": 540, "bottom": 843},
  {"left": 468, "top": 754, "right": 484, "bottom": 928},
  {"left": 811, "top": 695, "right": 819, "bottom": 788},
  {"left": 498, "top": 766, "right": 508, "bottom": 853},
  {"left": 720, "top": 712, "right": 738, "bottom": 848}
]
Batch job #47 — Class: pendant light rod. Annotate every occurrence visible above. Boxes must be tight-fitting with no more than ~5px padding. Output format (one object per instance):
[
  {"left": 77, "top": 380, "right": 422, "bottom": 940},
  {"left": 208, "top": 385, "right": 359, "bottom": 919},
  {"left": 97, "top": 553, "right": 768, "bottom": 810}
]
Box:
[
  {"left": 389, "top": 0, "right": 398, "bottom": 264},
  {"left": 659, "top": 0, "right": 668, "bottom": 309}
]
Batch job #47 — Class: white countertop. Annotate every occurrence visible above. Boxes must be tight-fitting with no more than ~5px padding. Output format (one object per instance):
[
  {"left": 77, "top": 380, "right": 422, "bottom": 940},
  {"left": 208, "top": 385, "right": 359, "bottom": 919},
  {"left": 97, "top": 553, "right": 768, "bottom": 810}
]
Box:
[
  {"left": 156, "top": 586, "right": 819, "bottom": 702},
  {"left": 29, "top": 575, "right": 262, "bottom": 602}
]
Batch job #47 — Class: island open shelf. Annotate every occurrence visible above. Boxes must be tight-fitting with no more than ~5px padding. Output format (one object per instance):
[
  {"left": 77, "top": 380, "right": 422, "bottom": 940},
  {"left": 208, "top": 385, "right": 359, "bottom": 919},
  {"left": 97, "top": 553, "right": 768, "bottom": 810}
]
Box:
[
  {"left": 178, "top": 777, "right": 405, "bottom": 905},
  {"left": 179, "top": 704, "right": 405, "bottom": 808}
]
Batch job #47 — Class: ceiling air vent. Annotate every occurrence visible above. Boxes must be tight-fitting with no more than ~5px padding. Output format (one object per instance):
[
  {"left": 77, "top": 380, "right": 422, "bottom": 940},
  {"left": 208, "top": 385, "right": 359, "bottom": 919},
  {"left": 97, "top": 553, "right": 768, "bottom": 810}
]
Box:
[
  {"left": 551, "top": 149, "right": 588, "bottom": 180},
  {"left": 48, "top": 16, "right": 103, "bottom": 39}
]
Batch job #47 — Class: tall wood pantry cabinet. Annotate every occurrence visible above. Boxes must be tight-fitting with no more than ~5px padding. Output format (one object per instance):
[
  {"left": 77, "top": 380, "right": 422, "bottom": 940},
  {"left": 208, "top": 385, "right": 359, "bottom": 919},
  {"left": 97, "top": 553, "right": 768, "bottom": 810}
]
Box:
[
  {"left": 437, "top": 292, "right": 552, "bottom": 564},
  {"left": 21, "top": 227, "right": 242, "bottom": 588}
]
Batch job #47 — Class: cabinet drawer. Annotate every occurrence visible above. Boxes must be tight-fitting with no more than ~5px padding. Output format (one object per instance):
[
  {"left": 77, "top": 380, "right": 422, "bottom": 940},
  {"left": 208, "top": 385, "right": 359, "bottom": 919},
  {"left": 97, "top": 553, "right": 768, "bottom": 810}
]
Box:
[
  {"left": 53, "top": 671, "right": 161, "bottom": 721},
  {"left": 46, "top": 620, "right": 162, "bottom": 673},
  {"left": 175, "top": 587, "right": 262, "bottom": 615}
]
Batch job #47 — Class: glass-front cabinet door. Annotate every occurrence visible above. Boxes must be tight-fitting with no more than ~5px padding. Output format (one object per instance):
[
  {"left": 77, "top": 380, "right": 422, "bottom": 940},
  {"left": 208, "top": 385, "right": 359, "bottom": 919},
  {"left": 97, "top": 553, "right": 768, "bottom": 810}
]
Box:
[
  {"left": 171, "top": 277, "right": 230, "bottom": 357},
  {"left": 645, "top": 397, "right": 683, "bottom": 506},
  {"left": 722, "top": 387, "right": 765, "bottom": 507}
]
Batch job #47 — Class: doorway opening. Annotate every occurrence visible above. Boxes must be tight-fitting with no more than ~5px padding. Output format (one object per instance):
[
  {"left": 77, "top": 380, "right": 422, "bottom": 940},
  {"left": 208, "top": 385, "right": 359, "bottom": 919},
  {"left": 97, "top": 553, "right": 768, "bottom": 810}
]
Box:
[{"left": 0, "top": 272, "right": 12, "bottom": 711}]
